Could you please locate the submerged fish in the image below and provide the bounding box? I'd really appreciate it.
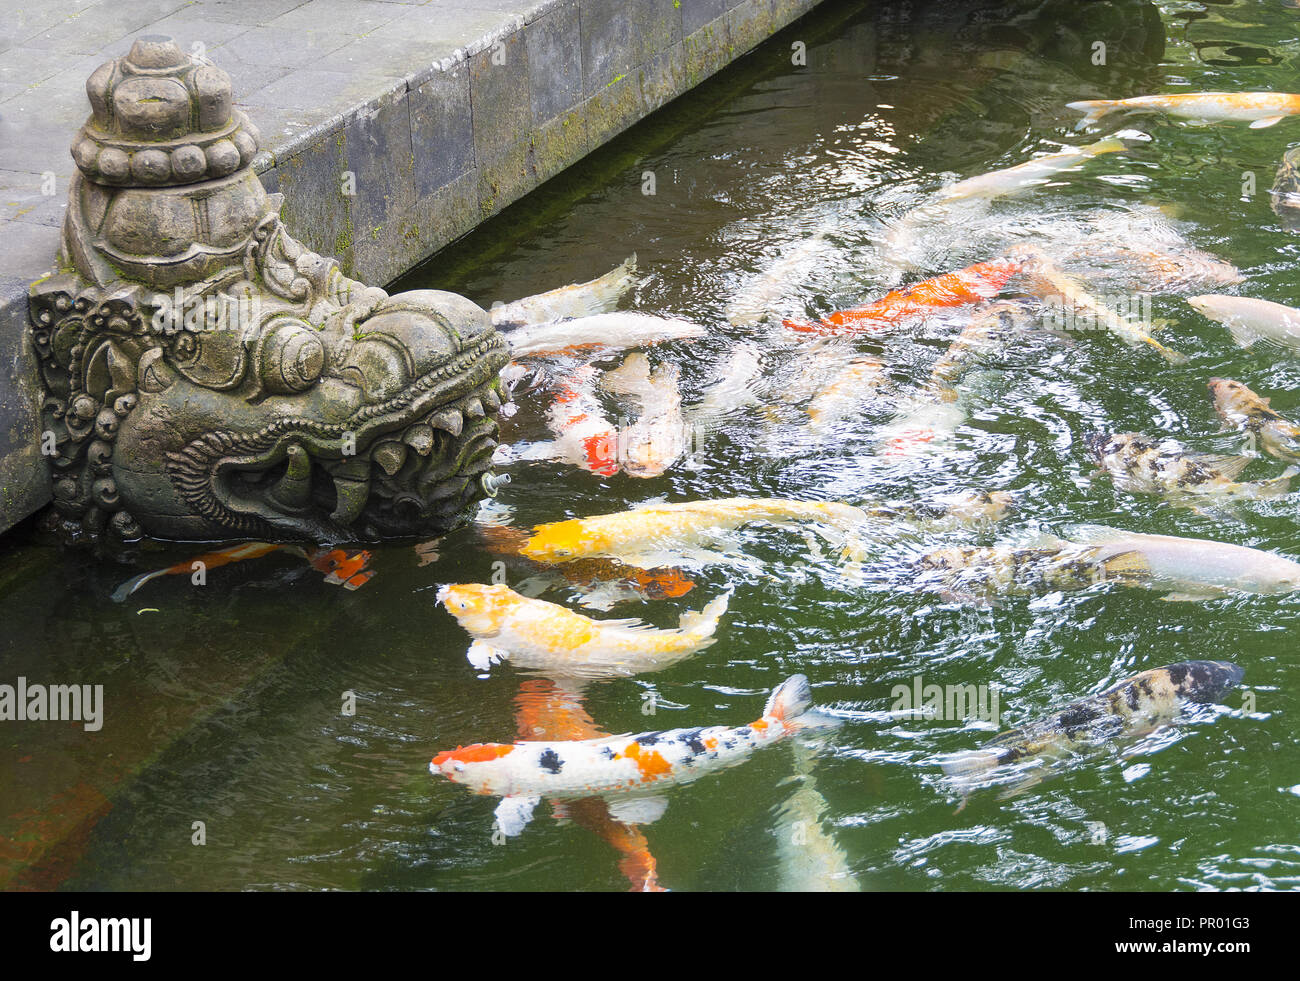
[1068,92,1300,130]
[1072,243,1243,294]
[875,395,969,458]
[436,582,729,680]
[727,235,838,327]
[783,258,1024,336]
[1188,294,1300,355]
[491,255,637,326]
[806,356,892,432]
[430,674,835,837]
[910,542,1152,602]
[861,489,1017,533]
[521,497,871,569]
[942,661,1244,797]
[1209,377,1300,462]
[774,739,860,892]
[1063,523,1300,601]
[1015,245,1187,362]
[513,680,666,891]
[932,136,1131,205]
[503,312,706,359]
[1085,431,1296,502]
[927,301,1038,392]
[603,352,687,477]
[688,341,765,433]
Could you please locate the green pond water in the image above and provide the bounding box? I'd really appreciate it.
[4,0,1300,891]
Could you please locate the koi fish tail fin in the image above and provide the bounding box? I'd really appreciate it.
[1140,333,1189,364]
[765,674,840,730]
[110,568,168,603]
[677,587,732,640]
[1066,99,1117,130]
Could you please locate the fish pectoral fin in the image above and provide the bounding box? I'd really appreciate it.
[1160,589,1229,602]
[467,640,507,672]
[1250,116,1286,129]
[1193,453,1253,481]
[493,796,540,837]
[605,794,670,826]
[1099,549,1153,582]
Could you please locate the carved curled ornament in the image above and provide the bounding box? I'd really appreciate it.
[29,36,510,545]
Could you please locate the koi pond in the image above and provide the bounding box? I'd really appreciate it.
[4,0,1299,891]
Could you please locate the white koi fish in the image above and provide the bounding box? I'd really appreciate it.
[503,312,706,359]
[1188,294,1300,355]
[437,582,729,681]
[806,356,892,434]
[1064,523,1300,601]
[602,352,688,477]
[688,341,765,433]
[491,255,637,326]
[430,674,835,836]
[726,234,839,327]
[1068,92,1300,130]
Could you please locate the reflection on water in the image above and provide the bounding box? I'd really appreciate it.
[5,0,1300,891]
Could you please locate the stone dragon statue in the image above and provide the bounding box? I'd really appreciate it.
[29,37,510,545]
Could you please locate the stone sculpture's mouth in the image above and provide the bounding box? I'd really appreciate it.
[169,333,510,541]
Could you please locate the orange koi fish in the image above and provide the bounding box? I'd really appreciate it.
[783,258,1024,336]
[112,542,374,602]
[514,680,666,891]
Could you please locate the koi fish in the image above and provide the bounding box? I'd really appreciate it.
[942,661,1244,798]
[861,489,1017,533]
[110,542,374,602]
[526,364,620,476]
[1074,243,1243,293]
[1014,245,1187,362]
[1209,377,1300,462]
[688,341,765,432]
[911,543,1153,602]
[931,136,1131,205]
[774,738,860,892]
[602,352,687,477]
[804,356,892,433]
[430,674,835,836]
[520,497,871,569]
[1068,92,1300,130]
[782,258,1024,336]
[502,312,706,359]
[726,234,838,327]
[1085,431,1296,502]
[491,255,638,327]
[1188,294,1300,355]
[875,396,969,458]
[927,301,1037,392]
[513,680,666,891]
[437,582,729,680]
[1062,523,1300,600]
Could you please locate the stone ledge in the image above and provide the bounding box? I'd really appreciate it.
[0,0,824,535]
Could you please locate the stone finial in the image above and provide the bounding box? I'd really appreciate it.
[71,35,260,187]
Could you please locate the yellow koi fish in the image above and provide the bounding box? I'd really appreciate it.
[437,582,729,680]
[520,497,871,569]
[1068,92,1300,130]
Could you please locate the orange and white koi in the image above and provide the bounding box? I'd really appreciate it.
[490,255,638,327]
[430,674,834,836]
[436,582,729,680]
[783,258,1024,336]
[1068,92,1300,130]
[536,363,621,476]
[521,497,871,569]
[602,352,687,477]
[1209,377,1300,462]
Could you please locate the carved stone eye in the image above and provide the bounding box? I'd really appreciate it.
[258,319,324,394]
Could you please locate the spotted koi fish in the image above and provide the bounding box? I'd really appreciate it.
[1209,377,1300,463]
[1085,431,1296,502]
[942,660,1244,798]
[1068,92,1300,130]
[430,674,834,836]
[437,582,729,680]
[911,542,1153,602]
[782,258,1024,336]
